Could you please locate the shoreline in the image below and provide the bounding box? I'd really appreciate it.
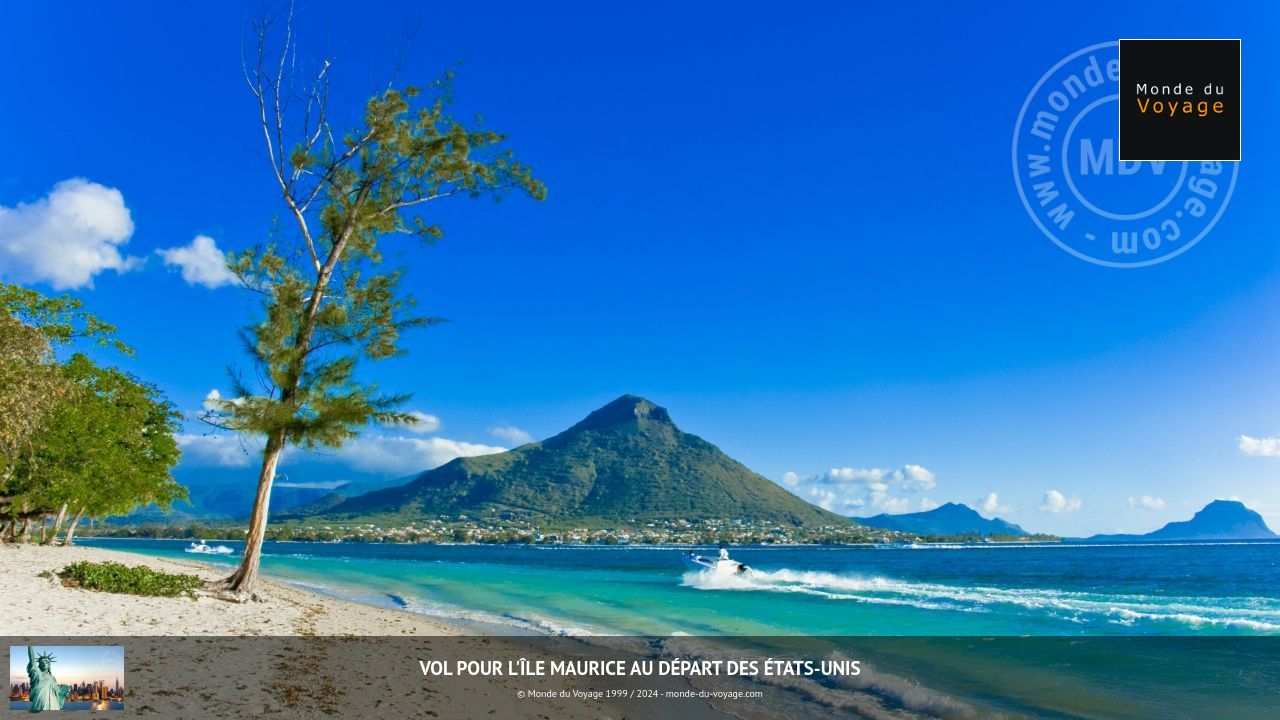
[1,543,701,719]
[0,543,469,636]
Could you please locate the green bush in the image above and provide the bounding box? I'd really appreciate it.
[58,561,201,598]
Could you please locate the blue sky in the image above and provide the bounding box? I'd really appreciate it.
[2,1,1278,535]
[9,646,124,686]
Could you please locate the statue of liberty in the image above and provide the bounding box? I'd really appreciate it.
[25,646,71,711]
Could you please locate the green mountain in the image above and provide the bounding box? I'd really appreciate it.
[302,395,850,527]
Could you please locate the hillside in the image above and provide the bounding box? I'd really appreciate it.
[857,502,1029,537]
[299,395,850,528]
[1086,500,1277,542]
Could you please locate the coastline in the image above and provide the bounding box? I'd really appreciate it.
[1,543,740,719]
[0,542,465,636]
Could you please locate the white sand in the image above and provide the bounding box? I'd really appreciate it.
[1,542,732,718]
[0,542,462,636]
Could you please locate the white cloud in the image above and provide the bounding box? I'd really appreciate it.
[324,435,506,475]
[1039,490,1082,514]
[1239,435,1280,457]
[902,464,936,490]
[157,234,235,288]
[1128,495,1167,510]
[488,425,534,445]
[201,388,245,412]
[177,427,504,476]
[177,433,263,468]
[0,178,138,289]
[978,492,1012,515]
[782,464,938,515]
[404,411,442,434]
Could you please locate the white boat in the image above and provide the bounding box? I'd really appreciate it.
[684,548,752,576]
[185,540,234,555]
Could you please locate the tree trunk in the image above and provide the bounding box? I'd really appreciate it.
[64,508,86,546]
[19,517,32,543]
[224,430,287,597]
[43,503,68,545]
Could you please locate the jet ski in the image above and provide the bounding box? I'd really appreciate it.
[684,548,752,576]
[185,539,234,555]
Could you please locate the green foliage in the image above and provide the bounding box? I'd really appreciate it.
[209,75,544,454]
[316,395,851,528]
[0,312,67,477]
[211,16,546,589]
[59,561,200,598]
[7,355,185,521]
[0,284,183,533]
[0,282,132,355]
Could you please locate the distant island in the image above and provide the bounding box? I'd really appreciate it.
[857,502,1031,538]
[1083,500,1277,542]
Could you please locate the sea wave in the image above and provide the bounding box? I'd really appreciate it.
[391,594,605,637]
[681,568,1280,633]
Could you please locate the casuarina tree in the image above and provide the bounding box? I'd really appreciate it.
[203,8,544,597]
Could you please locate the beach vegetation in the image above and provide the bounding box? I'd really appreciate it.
[58,560,201,598]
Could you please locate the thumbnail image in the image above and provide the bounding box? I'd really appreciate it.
[9,647,124,712]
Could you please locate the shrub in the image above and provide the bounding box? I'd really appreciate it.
[58,561,201,598]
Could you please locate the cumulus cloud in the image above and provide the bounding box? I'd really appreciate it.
[324,435,506,475]
[177,430,505,477]
[1239,435,1280,457]
[201,388,247,413]
[488,425,534,445]
[176,433,263,468]
[157,235,235,288]
[0,178,138,289]
[1040,490,1082,514]
[781,464,938,515]
[978,492,1012,515]
[1129,495,1166,510]
[402,411,442,434]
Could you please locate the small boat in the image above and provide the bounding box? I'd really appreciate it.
[684,548,752,576]
[185,539,233,555]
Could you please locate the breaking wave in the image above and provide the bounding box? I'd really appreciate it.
[682,567,1280,633]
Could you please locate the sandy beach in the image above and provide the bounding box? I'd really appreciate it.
[0,542,462,636]
[3,542,690,719]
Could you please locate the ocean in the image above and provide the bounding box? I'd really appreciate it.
[71,539,1280,718]
[80,538,1280,636]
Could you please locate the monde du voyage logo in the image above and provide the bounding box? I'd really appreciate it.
[1012,40,1240,268]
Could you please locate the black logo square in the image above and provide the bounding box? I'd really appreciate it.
[1119,39,1240,161]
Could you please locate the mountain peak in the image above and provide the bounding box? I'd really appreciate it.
[570,394,672,431]
[315,394,846,527]
[857,502,1028,537]
[1086,499,1276,542]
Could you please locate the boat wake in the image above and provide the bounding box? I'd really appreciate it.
[682,567,1280,633]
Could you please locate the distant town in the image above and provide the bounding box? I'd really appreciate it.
[85,513,1061,546]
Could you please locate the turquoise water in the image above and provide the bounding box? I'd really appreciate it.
[81,539,1280,636]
